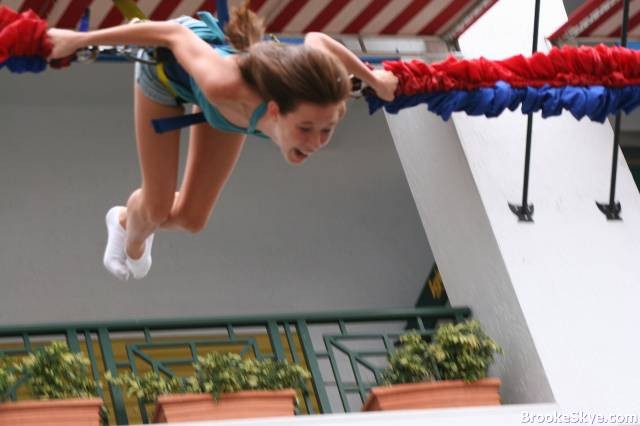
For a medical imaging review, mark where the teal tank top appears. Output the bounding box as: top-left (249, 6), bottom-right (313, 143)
top-left (163, 12), bottom-right (268, 139)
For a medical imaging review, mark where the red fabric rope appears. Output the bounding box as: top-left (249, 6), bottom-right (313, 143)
top-left (2, 2), bottom-right (640, 95)
top-left (0, 6), bottom-right (52, 64)
top-left (386, 45), bottom-right (640, 96)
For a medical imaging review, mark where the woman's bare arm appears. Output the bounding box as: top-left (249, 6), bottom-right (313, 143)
top-left (47, 22), bottom-right (235, 99)
top-left (304, 32), bottom-right (398, 101)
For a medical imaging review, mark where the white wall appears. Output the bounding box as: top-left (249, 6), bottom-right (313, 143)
top-left (0, 61), bottom-right (433, 325)
top-left (385, 103), bottom-right (553, 407)
top-left (451, 0), bottom-right (640, 410)
top-left (384, 0), bottom-right (640, 410)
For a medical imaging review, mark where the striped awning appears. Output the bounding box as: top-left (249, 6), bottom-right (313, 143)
top-left (1, 0), bottom-right (497, 40)
top-left (549, 0), bottom-right (640, 45)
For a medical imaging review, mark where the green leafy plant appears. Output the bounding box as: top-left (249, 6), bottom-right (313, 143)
top-left (106, 371), bottom-right (197, 402)
top-left (108, 352), bottom-right (311, 402)
top-left (8, 342), bottom-right (109, 425)
top-left (0, 363), bottom-right (16, 402)
top-left (17, 341), bottom-right (100, 399)
top-left (196, 353), bottom-right (311, 399)
top-left (195, 352), bottom-right (246, 397)
top-left (380, 333), bottom-right (437, 385)
top-left (381, 320), bottom-right (501, 385)
top-left (430, 320), bottom-right (502, 382)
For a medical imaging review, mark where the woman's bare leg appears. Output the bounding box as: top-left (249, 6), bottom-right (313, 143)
top-left (162, 106), bottom-right (245, 232)
top-left (113, 86), bottom-right (182, 278)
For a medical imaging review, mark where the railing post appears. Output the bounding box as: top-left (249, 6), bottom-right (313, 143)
top-left (296, 320), bottom-right (332, 413)
top-left (65, 329), bottom-right (81, 353)
top-left (65, 329), bottom-right (104, 400)
top-left (267, 321), bottom-right (287, 360)
top-left (97, 328), bottom-right (128, 426)
top-left (82, 330), bottom-right (105, 400)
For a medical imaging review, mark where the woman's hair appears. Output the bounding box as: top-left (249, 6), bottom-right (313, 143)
top-left (225, 0), bottom-right (265, 51)
top-left (225, 1), bottom-right (351, 114)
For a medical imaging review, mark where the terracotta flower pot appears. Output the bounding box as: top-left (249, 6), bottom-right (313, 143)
top-left (362, 378), bottom-right (501, 411)
top-left (0, 397), bottom-right (103, 426)
top-left (153, 390), bottom-right (297, 423)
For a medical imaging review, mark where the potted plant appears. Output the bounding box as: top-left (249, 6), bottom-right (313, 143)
top-left (109, 351), bottom-right (311, 423)
top-left (0, 341), bottom-right (106, 425)
top-left (363, 320), bottom-right (502, 411)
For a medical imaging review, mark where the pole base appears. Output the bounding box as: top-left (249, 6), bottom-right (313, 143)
top-left (596, 201), bottom-right (622, 220)
top-left (508, 203), bottom-right (534, 222)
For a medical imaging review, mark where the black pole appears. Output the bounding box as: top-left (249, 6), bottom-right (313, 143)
top-left (509, 0), bottom-right (540, 222)
top-left (596, 0), bottom-right (629, 220)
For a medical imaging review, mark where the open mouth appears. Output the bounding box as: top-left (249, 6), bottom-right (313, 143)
top-left (292, 148), bottom-right (308, 162)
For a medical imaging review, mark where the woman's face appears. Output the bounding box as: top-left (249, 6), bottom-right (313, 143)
top-left (270, 101), bottom-right (345, 165)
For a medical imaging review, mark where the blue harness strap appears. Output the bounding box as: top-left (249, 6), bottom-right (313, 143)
top-left (152, 103), bottom-right (267, 135)
top-left (151, 11), bottom-right (227, 134)
top-left (150, 11), bottom-right (268, 138)
top-left (152, 112), bottom-right (206, 133)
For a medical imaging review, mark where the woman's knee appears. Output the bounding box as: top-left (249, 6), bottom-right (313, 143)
top-left (174, 208), bottom-right (211, 234)
top-left (139, 195), bottom-right (174, 225)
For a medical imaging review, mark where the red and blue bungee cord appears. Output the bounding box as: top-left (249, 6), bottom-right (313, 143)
top-left (4, 4), bottom-right (640, 124)
top-left (365, 45), bottom-right (640, 123)
top-left (0, 6), bottom-right (52, 73)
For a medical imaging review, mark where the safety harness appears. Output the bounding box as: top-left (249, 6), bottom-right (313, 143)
top-left (147, 46), bottom-right (211, 133)
top-left (113, 0), bottom-right (212, 134)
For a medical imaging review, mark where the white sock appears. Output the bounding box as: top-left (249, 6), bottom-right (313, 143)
top-left (103, 206), bottom-right (130, 281)
top-left (126, 233), bottom-right (154, 279)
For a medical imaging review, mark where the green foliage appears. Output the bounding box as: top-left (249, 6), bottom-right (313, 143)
top-left (243, 358), bottom-right (310, 391)
top-left (109, 352), bottom-right (311, 402)
top-left (195, 353), bottom-right (310, 399)
top-left (381, 320), bottom-right (501, 385)
top-left (431, 320), bottom-right (502, 382)
top-left (0, 363), bottom-right (16, 402)
top-left (16, 342), bottom-right (100, 400)
top-left (195, 352), bottom-right (246, 397)
top-left (105, 371), bottom-right (196, 402)
top-left (380, 333), bottom-right (437, 385)
top-left (1, 343), bottom-right (107, 424)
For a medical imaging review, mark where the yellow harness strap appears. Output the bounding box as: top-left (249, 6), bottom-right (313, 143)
top-left (113, 0), bottom-right (147, 21)
top-left (155, 62), bottom-right (179, 98)
top-left (112, 0), bottom-right (179, 99)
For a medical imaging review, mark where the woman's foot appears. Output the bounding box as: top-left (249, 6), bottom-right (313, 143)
top-left (126, 233), bottom-right (154, 279)
top-left (103, 206), bottom-right (130, 281)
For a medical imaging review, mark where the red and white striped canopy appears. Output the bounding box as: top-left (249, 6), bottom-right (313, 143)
top-left (1, 0), bottom-right (497, 39)
top-left (549, 0), bottom-right (640, 44)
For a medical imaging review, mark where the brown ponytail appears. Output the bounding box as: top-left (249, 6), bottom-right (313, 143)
top-left (238, 42), bottom-right (351, 114)
top-left (224, 0), bottom-right (265, 51)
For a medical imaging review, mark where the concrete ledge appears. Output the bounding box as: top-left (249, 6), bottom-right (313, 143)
top-left (145, 403), bottom-right (563, 426)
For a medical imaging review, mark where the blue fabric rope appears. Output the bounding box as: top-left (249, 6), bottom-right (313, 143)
top-left (0, 56), bottom-right (48, 73)
top-left (365, 81), bottom-right (640, 122)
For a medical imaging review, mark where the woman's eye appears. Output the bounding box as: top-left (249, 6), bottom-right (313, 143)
top-left (298, 128), bottom-right (312, 133)
top-left (322, 128), bottom-right (332, 134)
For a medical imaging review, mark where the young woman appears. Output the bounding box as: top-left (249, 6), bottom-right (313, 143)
top-left (46, 4), bottom-right (398, 281)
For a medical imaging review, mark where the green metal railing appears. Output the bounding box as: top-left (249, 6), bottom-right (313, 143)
top-left (0, 307), bottom-right (470, 425)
